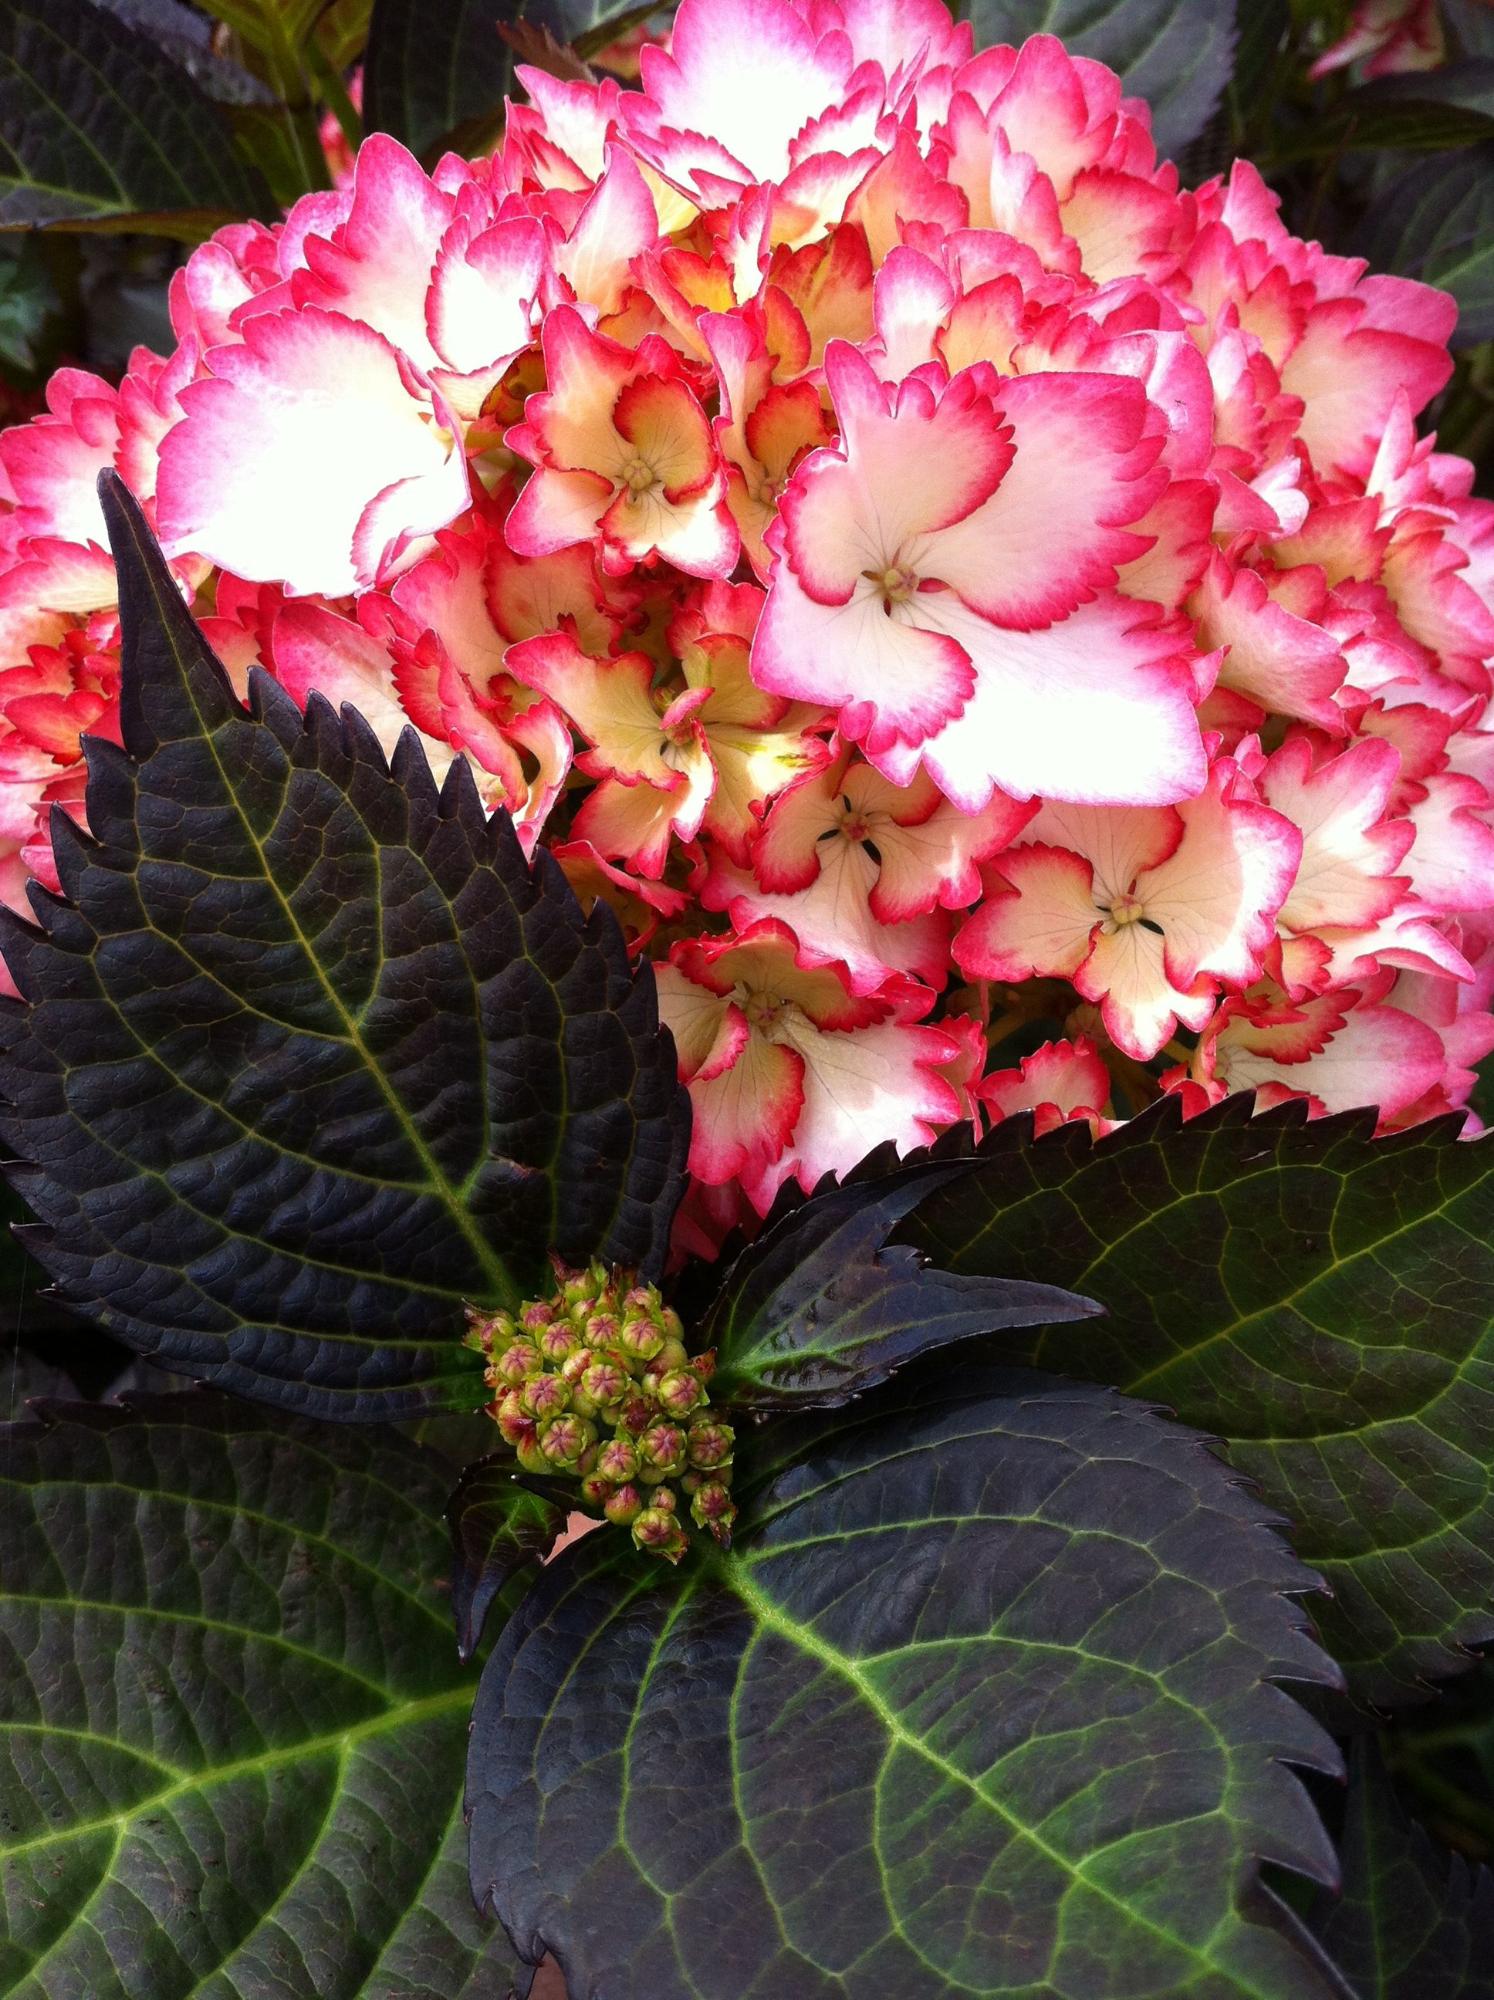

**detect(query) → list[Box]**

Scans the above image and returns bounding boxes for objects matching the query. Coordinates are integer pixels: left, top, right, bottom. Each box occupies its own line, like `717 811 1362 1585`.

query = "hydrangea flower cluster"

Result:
466 1262 734 1560
3 0 1493 1257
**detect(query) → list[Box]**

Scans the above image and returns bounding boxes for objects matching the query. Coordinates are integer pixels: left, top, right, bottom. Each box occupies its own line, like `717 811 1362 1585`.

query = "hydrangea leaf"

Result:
469 1365 1348 2000
0 0 271 234
902 1096 1494 1705
363 0 659 159
963 0 1236 156
0 474 691 1420
1307 1739 1494 1998
702 1159 1101 1409
0 1392 523 1999
447 1452 568 1661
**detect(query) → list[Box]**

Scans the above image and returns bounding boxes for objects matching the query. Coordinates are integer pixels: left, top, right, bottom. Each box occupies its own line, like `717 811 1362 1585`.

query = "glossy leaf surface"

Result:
0 0 270 231
470 1367 1345 1999
703 1160 1100 1408
0 476 690 1419
0 1394 520 1998
904 1099 1494 1704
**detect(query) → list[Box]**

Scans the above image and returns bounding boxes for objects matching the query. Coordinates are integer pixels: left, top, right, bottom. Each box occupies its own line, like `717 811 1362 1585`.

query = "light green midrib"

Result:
726 1563 1284 2000
0 1685 470 1865
128 514 517 1307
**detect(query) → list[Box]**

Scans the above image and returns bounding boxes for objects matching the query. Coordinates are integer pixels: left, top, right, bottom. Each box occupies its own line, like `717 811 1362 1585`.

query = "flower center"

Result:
620 455 658 497
1099 892 1163 937
740 985 787 1033
864 562 917 609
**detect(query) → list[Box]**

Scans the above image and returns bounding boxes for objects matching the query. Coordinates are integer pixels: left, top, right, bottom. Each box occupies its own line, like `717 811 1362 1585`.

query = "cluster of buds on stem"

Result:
466 1260 736 1563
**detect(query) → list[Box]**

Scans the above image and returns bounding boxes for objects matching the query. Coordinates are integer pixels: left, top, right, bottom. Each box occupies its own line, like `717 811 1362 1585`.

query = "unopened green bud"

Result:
515 1437 550 1476
632 1506 688 1562
656 1337 690 1375
604 1481 644 1525
521 1374 569 1421
540 1414 596 1467
624 1284 659 1316
579 1472 612 1509
596 1437 640 1483
619 1316 665 1365
649 1483 677 1513
492 1339 541 1387
687 1419 735 1470
660 1305 685 1343
639 1422 687 1476
465 1306 515 1353
581 1358 628 1408
690 1480 736 1540
538 1322 580 1365
657 1368 704 1416
520 1300 554 1333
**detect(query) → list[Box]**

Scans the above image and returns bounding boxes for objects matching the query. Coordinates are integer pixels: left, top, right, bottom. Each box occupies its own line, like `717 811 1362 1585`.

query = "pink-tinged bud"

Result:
619 1317 665 1365
649 1482 677 1513
576 1443 600 1478
540 1414 596 1467
686 1420 735 1470
521 1374 569 1421
586 1311 620 1347
538 1322 579 1365
520 1301 555 1333
624 1285 658 1315
465 1306 515 1354
597 1437 640 1483
690 1481 736 1540
579 1473 612 1509
615 1395 653 1436
492 1340 541 1387
632 1506 688 1562
495 1391 536 1450
581 1359 628 1408
639 1423 686 1476
515 1437 551 1476
657 1369 704 1416
604 1481 644 1525
560 1347 595 1386
689 1348 716 1384
660 1306 685 1343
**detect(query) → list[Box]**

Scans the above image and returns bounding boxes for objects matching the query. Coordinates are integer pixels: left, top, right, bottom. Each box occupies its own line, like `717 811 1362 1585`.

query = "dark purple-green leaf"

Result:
901 1096 1494 1705
702 1158 1100 1408
0 475 691 1421
469 1365 1348 1999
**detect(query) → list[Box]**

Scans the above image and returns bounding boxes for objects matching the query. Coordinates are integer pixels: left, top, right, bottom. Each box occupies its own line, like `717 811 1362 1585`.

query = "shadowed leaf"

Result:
1308 1738 1494 1997
447 1453 567 1660
0 1393 522 1997
0 0 270 231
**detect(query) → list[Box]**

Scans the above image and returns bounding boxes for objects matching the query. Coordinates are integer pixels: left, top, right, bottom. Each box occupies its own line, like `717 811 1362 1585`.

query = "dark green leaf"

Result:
703 1158 1100 1409
0 1392 522 1997
1358 140 1494 348
0 0 271 232
0 475 691 1420
1308 1739 1494 1998
963 0 1237 157
0 236 57 371
903 1097 1494 1706
470 1366 1347 1999
447 1451 566 1660
1269 93 1494 161
363 0 659 158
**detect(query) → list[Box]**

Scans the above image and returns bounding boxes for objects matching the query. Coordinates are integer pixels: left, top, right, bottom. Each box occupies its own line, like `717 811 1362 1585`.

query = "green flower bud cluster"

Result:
466 1260 736 1562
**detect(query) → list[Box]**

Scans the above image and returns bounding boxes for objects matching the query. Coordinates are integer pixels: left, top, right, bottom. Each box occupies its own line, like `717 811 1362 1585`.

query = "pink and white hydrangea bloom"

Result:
3 0 1492 1240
